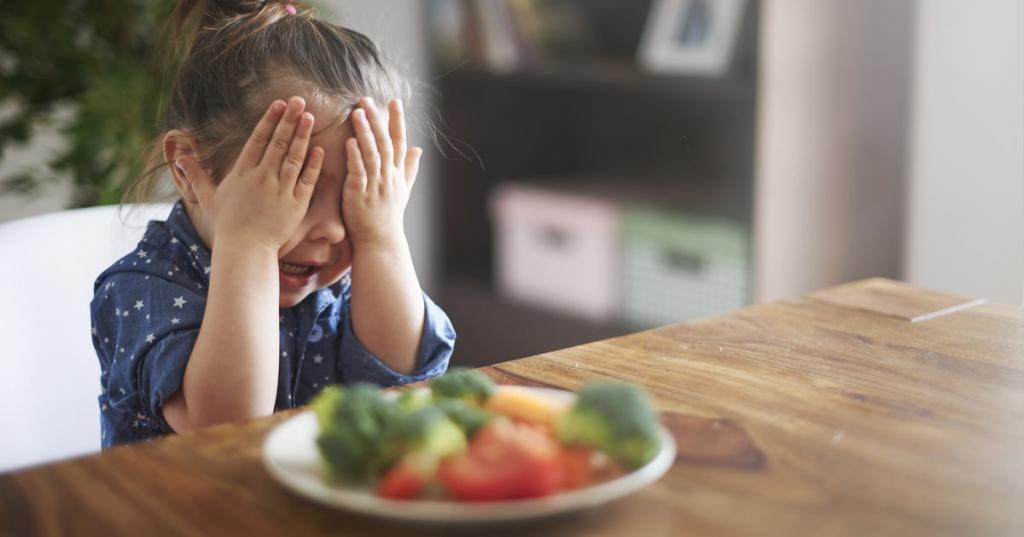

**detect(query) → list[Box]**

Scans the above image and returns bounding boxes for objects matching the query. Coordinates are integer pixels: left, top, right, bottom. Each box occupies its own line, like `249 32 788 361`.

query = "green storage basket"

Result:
621 209 750 327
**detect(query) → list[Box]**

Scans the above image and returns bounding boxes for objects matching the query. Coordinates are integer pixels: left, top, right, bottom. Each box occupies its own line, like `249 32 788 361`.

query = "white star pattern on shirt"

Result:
137 250 147 258
93 204 457 445
114 308 120 316
101 403 108 411
91 325 98 335
171 237 179 244
122 310 129 318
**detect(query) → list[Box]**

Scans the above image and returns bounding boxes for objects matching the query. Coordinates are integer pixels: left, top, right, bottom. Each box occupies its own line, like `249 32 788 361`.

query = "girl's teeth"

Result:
279 261 314 276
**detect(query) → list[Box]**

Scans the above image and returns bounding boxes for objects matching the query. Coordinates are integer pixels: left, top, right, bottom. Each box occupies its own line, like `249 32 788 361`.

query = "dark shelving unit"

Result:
428 1 761 368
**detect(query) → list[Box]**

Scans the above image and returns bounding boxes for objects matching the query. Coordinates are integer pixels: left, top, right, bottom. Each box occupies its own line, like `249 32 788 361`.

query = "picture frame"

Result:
638 0 747 76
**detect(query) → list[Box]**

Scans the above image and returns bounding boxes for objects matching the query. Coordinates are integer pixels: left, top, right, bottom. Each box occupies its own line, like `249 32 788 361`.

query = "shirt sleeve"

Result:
92 271 205 432
336 292 455 386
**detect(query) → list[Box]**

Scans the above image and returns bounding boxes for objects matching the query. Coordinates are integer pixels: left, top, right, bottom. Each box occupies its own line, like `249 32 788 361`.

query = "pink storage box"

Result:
490 183 621 321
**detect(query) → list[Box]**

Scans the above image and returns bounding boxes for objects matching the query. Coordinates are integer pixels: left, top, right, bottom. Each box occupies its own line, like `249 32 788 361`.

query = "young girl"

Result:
90 0 454 447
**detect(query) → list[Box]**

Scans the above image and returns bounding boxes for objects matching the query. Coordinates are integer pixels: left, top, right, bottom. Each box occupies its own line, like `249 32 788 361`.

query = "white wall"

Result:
905 0 1024 305
755 0 913 302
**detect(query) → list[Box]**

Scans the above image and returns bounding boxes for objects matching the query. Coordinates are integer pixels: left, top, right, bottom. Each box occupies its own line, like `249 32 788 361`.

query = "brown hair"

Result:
123 0 408 203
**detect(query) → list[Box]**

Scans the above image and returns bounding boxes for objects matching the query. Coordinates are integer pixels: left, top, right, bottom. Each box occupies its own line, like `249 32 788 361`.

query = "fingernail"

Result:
364 97 374 106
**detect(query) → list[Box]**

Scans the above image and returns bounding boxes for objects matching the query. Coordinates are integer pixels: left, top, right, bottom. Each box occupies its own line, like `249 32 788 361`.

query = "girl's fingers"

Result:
295 146 324 203
352 108 380 177
345 137 367 193
405 146 422 188
280 112 315 188
389 99 407 168
262 97 306 169
238 100 287 168
361 99 393 173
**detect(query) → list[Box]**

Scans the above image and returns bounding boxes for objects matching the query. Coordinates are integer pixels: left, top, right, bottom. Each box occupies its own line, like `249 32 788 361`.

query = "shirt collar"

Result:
164 200 212 285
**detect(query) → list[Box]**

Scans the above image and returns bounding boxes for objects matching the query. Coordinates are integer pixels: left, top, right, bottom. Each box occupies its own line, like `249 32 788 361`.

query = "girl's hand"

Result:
343 97 423 249
175 97 325 254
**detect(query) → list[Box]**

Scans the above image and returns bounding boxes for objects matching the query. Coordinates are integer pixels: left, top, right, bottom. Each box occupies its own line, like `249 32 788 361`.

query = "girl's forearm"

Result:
178 242 281 428
350 237 425 375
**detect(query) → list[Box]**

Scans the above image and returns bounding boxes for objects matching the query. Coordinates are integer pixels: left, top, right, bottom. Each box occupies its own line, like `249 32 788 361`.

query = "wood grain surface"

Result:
810 277 987 321
1 278 1021 537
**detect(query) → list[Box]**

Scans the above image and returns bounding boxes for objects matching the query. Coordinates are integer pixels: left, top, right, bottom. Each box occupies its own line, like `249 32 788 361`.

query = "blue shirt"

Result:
90 202 454 447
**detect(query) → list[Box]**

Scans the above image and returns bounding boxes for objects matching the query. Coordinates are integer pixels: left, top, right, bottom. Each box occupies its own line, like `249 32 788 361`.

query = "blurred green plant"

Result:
0 0 177 207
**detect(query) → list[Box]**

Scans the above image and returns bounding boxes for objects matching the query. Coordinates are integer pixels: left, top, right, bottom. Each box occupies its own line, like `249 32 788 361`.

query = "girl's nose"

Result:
305 201 346 245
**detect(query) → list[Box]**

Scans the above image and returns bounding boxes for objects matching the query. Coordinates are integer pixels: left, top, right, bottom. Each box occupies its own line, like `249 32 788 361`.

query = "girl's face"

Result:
274 115 356 308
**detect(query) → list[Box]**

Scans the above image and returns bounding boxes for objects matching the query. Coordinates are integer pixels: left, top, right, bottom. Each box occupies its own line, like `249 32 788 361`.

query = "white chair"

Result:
0 203 174 472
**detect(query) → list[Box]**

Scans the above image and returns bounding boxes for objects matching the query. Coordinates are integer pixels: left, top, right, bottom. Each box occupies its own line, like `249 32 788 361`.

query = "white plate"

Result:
261 386 676 524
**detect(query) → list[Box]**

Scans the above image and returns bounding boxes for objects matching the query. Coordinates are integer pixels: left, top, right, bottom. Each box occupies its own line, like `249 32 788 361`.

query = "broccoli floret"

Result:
311 383 400 483
396 387 433 412
434 398 493 436
380 406 467 467
556 382 662 469
311 384 345 430
430 367 496 405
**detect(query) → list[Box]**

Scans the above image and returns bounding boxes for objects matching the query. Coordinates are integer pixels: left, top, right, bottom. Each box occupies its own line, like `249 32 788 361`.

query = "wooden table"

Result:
2 279 1022 536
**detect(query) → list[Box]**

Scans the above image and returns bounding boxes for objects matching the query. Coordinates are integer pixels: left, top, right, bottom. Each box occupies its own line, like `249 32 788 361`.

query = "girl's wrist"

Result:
351 230 408 254
211 236 280 266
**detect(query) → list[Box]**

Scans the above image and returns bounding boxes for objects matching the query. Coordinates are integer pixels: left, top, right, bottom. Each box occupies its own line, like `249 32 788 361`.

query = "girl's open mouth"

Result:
279 261 315 276
279 261 320 287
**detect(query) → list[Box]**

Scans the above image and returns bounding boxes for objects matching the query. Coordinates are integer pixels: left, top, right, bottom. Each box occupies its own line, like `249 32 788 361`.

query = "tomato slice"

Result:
376 453 437 500
558 447 594 490
438 419 562 501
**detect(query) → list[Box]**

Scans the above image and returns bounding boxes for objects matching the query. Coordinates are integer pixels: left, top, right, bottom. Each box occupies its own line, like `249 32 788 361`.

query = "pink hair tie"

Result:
284 1 296 15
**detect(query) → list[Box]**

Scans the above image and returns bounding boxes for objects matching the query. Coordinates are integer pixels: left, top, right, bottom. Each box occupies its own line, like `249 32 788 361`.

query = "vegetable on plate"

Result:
310 368 663 501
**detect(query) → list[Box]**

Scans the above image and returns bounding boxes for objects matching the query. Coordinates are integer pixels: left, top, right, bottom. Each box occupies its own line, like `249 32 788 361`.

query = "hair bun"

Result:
172 0 289 33
202 0 269 22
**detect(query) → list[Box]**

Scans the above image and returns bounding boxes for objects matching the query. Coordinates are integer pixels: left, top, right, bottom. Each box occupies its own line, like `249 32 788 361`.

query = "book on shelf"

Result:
426 0 608 73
